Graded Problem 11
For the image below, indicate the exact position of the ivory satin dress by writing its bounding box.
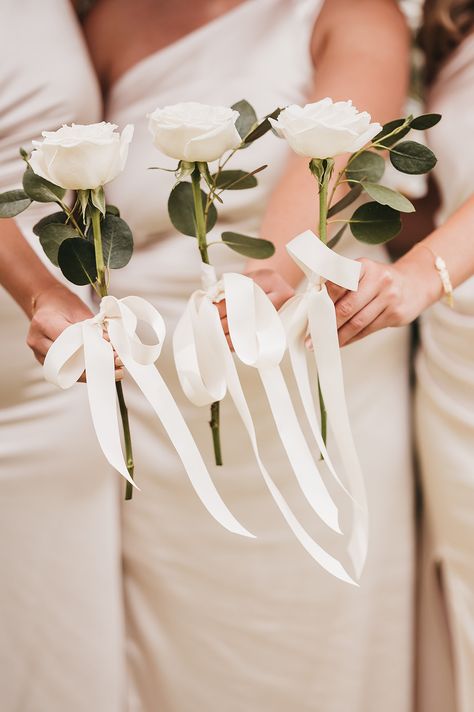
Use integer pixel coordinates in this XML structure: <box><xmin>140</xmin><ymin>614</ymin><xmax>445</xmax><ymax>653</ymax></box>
<box><xmin>0</xmin><ymin>3</ymin><xmax>124</xmax><ymax>710</ymax></box>
<box><xmin>105</xmin><ymin>2</ymin><xmax>415</xmax><ymax>710</ymax></box>
<box><xmin>416</xmin><ymin>33</ymin><xmax>474</xmax><ymax>712</ymax></box>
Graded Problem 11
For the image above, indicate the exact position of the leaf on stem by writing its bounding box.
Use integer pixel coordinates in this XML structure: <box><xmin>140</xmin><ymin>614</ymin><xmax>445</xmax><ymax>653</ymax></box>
<box><xmin>373</xmin><ymin>118</ymin><xmax>411</xmax><ymax>147</ymax></box>
<box><xmin>327</xmin><ymin>184</ymin><xmax>363</xmax><ymax>218</ymax></box>
<box><xmin>389</xmin><ymin>141</ymin><xmax>437</xmax><ymax>174</ymax></box>
<box><xmin>105</xmin><ymin>204</ymin><xmax>120</xmax><ymax>217</ymax></box>
<box><xmin>221</xmin><ymin>231</ymin><xmax>275</xmax><ymax>258</ymax></box>
<box><xmin>168</xmin><ymin>181</ymin><xmax>217</xmax><ymax>237</ymax></box>
<box><xmin>242</xmin><ymin>107</ymin><xmax>282</xmax><ymax>145</ymax></box>
<box><xmin>22</xmin><ymin>167</ymin><xmax>66</xmax><ymax>203</ymax></box>
<box><xmin>346</xmin><ymin>151</ymin><xmax>385</xmax><ymax>183</ymax></box>
<box><xmin>410</xmin><ymin>113</ymin><xmax>441</xmax><ymax>130</ymax></box>
<box><xmin>212</xmin><ymin>169</ymin><xmax>258</xmax><ymax>190</ymax></box>
<box><xmin>39</xmin><ymin>222</ymin><xmax>79</xmax><ymax>265</ymax></box>
<box><xmin>33</xmin><ymin>211</ymin><xmax>68</xmax><ymax>236</ymax></box>
<box><xmin>101</xmin><ymin>214</ymin><xmax>134</xmax><ymax>268</ymax></box>
<box><xmin>0</xmin><ymin>189</ymin><xmax>32</xmax><ymax>218</ymax></box>
<box><xmin>361</xmin><ymin>182</ymin><xmax>415</xmax><ymax>213</ymax></box>
<box><xmin>349</xmin><ymin>202</ymin><xmax>401</xmax><ymax>244</ymax></box>
<box><xmin>231</xmin><ymin>100</ymin><xmax>258</xmax><ymax>140</ymax></box>
<box><xmin>91</xmin><ymin>186</ymin><xmax>106</xmax><ymax>215</ymax></box>
<box><xmin>58</xmin><ymin>237</ymin><xmax>98</xmax><ymax>285</ymax></box>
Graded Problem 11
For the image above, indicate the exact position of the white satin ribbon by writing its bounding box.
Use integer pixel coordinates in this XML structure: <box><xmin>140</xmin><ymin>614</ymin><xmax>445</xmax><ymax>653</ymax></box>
<box><xmin>43</xmin><ymin>294</ymin><xmax>252</xmax><ymax>540</ymax></box>
<box><xmin>174</xmin><ymin>263</ymin><xmax>356</xmax><ymax>584</ymax></box>
<box><xmin>281</xmin><ymin>230</ymin><xmax>368</xmax><ymax>577</ymax></box>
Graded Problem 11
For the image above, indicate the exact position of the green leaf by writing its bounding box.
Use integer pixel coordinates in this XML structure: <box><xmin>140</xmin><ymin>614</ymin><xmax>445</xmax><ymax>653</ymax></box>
<box><xmin>91</xmin><ymin>186</ymin><xmax>106</xmax><ymax>215</ymax></box>
<box><xmin>243</xmin><ymin>107</ymin><xmax>282</xmax><ymax>144</ymax></box>
<box><xmin>373</xmin><ymin>118</ymin><xmax>411</xmax><ymax>147</ymax></box>
<box><xmin>32</xmin><ymin>211</ymin><xmax>68</xmax><ymax>236</ymax></box>
<box><xmin>327</xmin><ymin>184</ymin><xmax>363</xmax><ymax>218</ymax></box>
<box><xmin>105</xmin><ymin>204</ymin><xmax>120</xmax><ymax>217</ymax></box>
<box><xmin>212</xmin><ymin>169</ymin><xmax>258</xmax><ymax>190</ymax></box>
<box><xmin>0</xmin><ymin>189</ymin><xmax>32</xmax><ymax>218</ymax></box>
<box><xmin>39</xmin><ymin>222</ymin><xmax>79</xmax><ymax>266</ymax></box>
<box><xmin>346</xmin><ymin>151</ymin><xmax>385</xmax><ymax>183</ymax></box>
<box><xmin>410</xmin><ymin>113</ymin><xmax>441</xmax><ymax>130</ymax></box>
<box><xmin>221</xmin><ymin>231</ymin><xmax>275</xmax><ymax>259</ymax></box>
<box><xmin>389</xmin><ymin>141</ymin><xmax>437</xmax><ymax>175</ymax></box>
<box><xmin>361</xmin><ymin>182</ymin><xmax>415</xmax><ymax>213</ymax></box>
<box><xmin>349</xmin><ymin>202</ymin><xmax>401</xmax><ymax>244</ymax></box>
<box><xmin>58</xmin><ymin>238</ymin><xmax>97</xmax><ymax>286</ymax></box>
<box><xmin>327</xmin><ymin>224</ymin><xmax>347</xmax><ymax>250</ymax></box>
<box><xmin>22</xmin><ymin>167</ymin><xmax>66</xmax><ymax>203</ymax></box>
<box><xmin>168</xmin><ymin>181</ymin><xmax>217</xmax><ymax>237</ymax></box>
<box><xmin>101</xmin><ymin>214</ymin><xmax>134</xmax><ymax>269</ymax></box>
<box><xmin>231</xmin><ymin>100</ymin><xmax>258</xmax><ymax>140</ymax></box>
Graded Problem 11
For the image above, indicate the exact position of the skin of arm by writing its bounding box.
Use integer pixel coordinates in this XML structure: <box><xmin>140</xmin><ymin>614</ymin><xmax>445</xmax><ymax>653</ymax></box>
<box><xmin>327</xmin><ymin>192</ymin><xmax>474</xmax><ymax>346</ymax></box>
<box><xmin>218</xmin><ymin>0</ymin><xmax>410</xmax><ymax>344</ymax></box>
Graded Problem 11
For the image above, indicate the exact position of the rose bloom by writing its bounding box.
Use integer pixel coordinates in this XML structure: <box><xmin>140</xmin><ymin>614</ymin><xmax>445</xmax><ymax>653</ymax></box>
<box><xmin>270</xmin><ymin>98</ymin><xmax>381</xmax><ymax>159</ymax></box>
<box><xmin>148</xmin><ymin>102</ymin><xmax>242</xmax><ymax>163</ymax></box>
<box><xmin>29</xmin><ymin>122</ymin><xmax>134</xmax><ymax>190</ymax></box>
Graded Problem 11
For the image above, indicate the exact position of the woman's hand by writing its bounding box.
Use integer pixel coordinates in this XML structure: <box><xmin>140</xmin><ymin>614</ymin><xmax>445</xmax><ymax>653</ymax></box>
<box><xmin>216</xmin><ymin>269</ymin><xmax>295</xmax><ymax>350</ymax></box>
<box><xmin>27</xmin><ymin>283</ymin><xmax>123</xmax><ymax>381</ymax></box>
<box><xmin>326</xmin><ymin>250</ymin><xmax>442</xmax><ymax>346</ymax></box>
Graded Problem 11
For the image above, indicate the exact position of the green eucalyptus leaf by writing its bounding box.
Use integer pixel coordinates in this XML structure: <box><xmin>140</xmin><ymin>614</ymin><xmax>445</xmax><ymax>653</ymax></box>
<box><xmin>32</xmin><ymin>211</ymin><xmax>68</xmax><ymax>236</ymax></box>
<box><xmin>39</xmin><ymin>223</ymin><xmax>79</xmax><ymax>266</ymax></box>
<box><xmin>361</xmin><ymin>182</ymin><xmax>415</xmax><ymax>213</ymax></box>
<box><xmin>346</xmin><ymin>151</ymin><xmax>385</xmax><ymax>183</ymax></box>
<box><xmin>105</xmin><ymin>204</ymin><xmax>120</xmax><ymax>217</ymax></box>
<box><xmin>22</xmin><ymin>167</ymin><xmax>66</xmax><ymax>203</ymax></box>
<box><xmin>327</xmin><ymin>224</ymin><xmax>347</xmax><ymax>250</ymax></box>
<box><xmin>231</xmin><ymin>99</ymin><xmax>258</xmax><ymax>140</ymax></box>
<box><xmin>390</xmin><ymin>141</ymin><xmax>437</xmax><ymax>175</ymax></box>
<box><xmin>349</xmin><ymin>202</ymin><xmax>401</xmax><ymax>244</ymax></box>
<box><xmin>327</xmin><ymin>184</ymin><xmax>363</xmax><ymax>218</ymax></box>
<box><xmin>212</xmin><ymin>169</ymin><xmax>258</xmax><ymax>190</ymax></box>
<box><xmin>101</xmin><ymin>214</ymin><xmax>134</xmax><ymax>269</ymax></box>
<box><xmin>58</xmin><ymin>237</ymin><xmax>97</xmax><ymax>285</ymax></box>
<box><xmin>373</xmin><ymin>118</ymin><xmax>411</xmax><ymax>147</ymax></box>
<box><xmin>168</xmin><ymin>181</ymin><xmax>217</xmax><ymax>237</ymax></box>
<box><xmin>243</xmin><ymin>107</ymin><xmax>282</xmax><ymax>144</ymax></box>
<box><xmin>410</xmin><ymin>113</ymin><xmax>441</xmax><ymax>130</ymax></box>
<box><xmin>221</xmin><ymin>231</ymin><xmax>275</xmax><ymax>259</ymax></box>
<box><xmin>0</xmin><ymin>189</ymin><xmax>32</xmax><ymax>218</ymax></box>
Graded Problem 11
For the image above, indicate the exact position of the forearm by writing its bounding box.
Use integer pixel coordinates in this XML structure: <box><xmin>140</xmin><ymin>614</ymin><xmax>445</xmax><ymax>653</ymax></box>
<box><xmin>246</xmin><ymin>0</ymin><xmax>410</xmax><ymax>285</ymax></box>
<box><xmin>0</xmin><ymin>219</ymin><xmax>61</xmax><ymax>319</ymax></box>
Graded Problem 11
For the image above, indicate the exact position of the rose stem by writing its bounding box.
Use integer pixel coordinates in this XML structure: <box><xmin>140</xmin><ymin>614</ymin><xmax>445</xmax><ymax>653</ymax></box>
<box><xmin>317</xmin><ymin>164</ymin><xmax>329</xmax><ymax>455</ymax></box>
<box><xmin>191</xmin><ymin>167</ymin><xmax>223</xmax><ymax>466</ymax></box>
<box><xmin>91</xmin><ymin>205</ymin><xmax>135</xmax><ymax>498</ymax></box>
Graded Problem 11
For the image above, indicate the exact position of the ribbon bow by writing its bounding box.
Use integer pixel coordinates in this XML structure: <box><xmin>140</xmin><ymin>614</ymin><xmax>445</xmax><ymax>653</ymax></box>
<box><xmin>174</xmin><ymin>264</ymin><xmax>356</xmax><ymax>584</ymax></box>
<box><xmin>281</xmin><ymin>230</ymin><xmax>368</xmax><ymax>577</ymax></box>
<box><xmin>43</xmin><ymin>294</ymin><xmax>252</xmax><ymax>539</ymax></box>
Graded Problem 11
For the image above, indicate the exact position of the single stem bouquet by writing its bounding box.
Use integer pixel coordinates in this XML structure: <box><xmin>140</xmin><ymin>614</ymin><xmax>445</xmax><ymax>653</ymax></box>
<box><xmin>0</xmin><ymin>122</ymin><xmax>138</xmax><ymax>499</ymax></box>
<box><xmin>148</xmin><ymin>100</ymin><xmax>279</xmax><ymax>465</ymax></box>
<box><xmin>271</xmin><ymin>98</ymin><xmax>439</xmax><ymax>448</ymax></box>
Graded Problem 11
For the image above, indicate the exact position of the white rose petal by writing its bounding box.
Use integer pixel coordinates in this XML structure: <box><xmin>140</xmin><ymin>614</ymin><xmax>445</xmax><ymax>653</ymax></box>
<box><xmin>270</xmin><ymin>99</ymin><xmax>382</xmax><ymax>159</ymax></box>
<box><xmin>148</xmin><ymin>101</ymin><xmax>242</xmax><ymax>163</ymax></box>
<box><xmin>29</xmin><ymin>122</ymin><xmax>134</xmax><ymax>190</ymax></box>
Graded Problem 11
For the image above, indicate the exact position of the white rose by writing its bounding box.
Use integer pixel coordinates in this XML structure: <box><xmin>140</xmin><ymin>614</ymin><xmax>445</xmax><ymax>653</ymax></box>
<box><xmin>148</xmin><ymin>102</ymin><xmax>242</xmax><ymax>162</ymax></box>
<box><xmin>29</xmin><ymin>122</ymin><xmax>134</xmax><ymax>190</ymax></box>
<box><xmin>270</xmin><ymin>98</ymin><xmax>382</xmax><ymax>159</ymax></box>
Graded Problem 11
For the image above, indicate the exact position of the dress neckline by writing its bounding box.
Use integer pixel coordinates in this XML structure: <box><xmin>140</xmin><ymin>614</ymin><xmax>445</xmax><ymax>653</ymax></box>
<box><xmin>108</xmin><ymin>0</ymin><xmax>257</xmax><ymax>100</ymax></box>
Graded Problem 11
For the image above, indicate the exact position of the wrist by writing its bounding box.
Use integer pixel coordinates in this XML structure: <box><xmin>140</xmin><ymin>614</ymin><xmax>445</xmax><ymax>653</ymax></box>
<box><xmin>29</xmin><ymin>281</ymin><xmax>68</xmax><ymax>319</ymax></box>
<box><xmin>396</xmin><ymin>244</ymin><xmax>444</xmax><ymax>313</ymax></box>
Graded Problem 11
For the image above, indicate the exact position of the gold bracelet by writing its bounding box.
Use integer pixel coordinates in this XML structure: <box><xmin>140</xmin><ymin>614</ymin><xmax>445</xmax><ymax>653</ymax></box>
<box><xmin>418</xmin><ymin>244</ymin><xmax>454</xmax><ymax>308</ymax></box>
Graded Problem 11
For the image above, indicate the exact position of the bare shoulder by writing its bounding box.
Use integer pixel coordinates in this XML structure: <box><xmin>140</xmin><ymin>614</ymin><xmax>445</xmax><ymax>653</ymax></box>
<box><xmin>311</xmin><ymin>0</ymin><xmax>409</xmax><ymax>63</ymax></box>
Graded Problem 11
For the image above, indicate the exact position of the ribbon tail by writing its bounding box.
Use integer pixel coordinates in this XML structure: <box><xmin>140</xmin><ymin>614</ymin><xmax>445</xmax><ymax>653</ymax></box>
<box><xmin>258</xmin><ymin>365</ymin><xmax>341</xmax><ymax>534</ymax></box>
<box><xmin>219</xmin><ymin>331</ymin><xmax>355</xmax><ymax>584</ymax></box>
<box><xmin>308</xmin><ymin>288</ymin><xmax>369</xmax><ymax>577</ymax></box>
<box><xmin>121</xmin><ymin>355</ymin><xmax>253</xmax><ymax>539</ymax></box>
<box><xmin>82</xmin><ymin>323</ymin><xmax>138</xmax><ymax>489</ymax></box>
